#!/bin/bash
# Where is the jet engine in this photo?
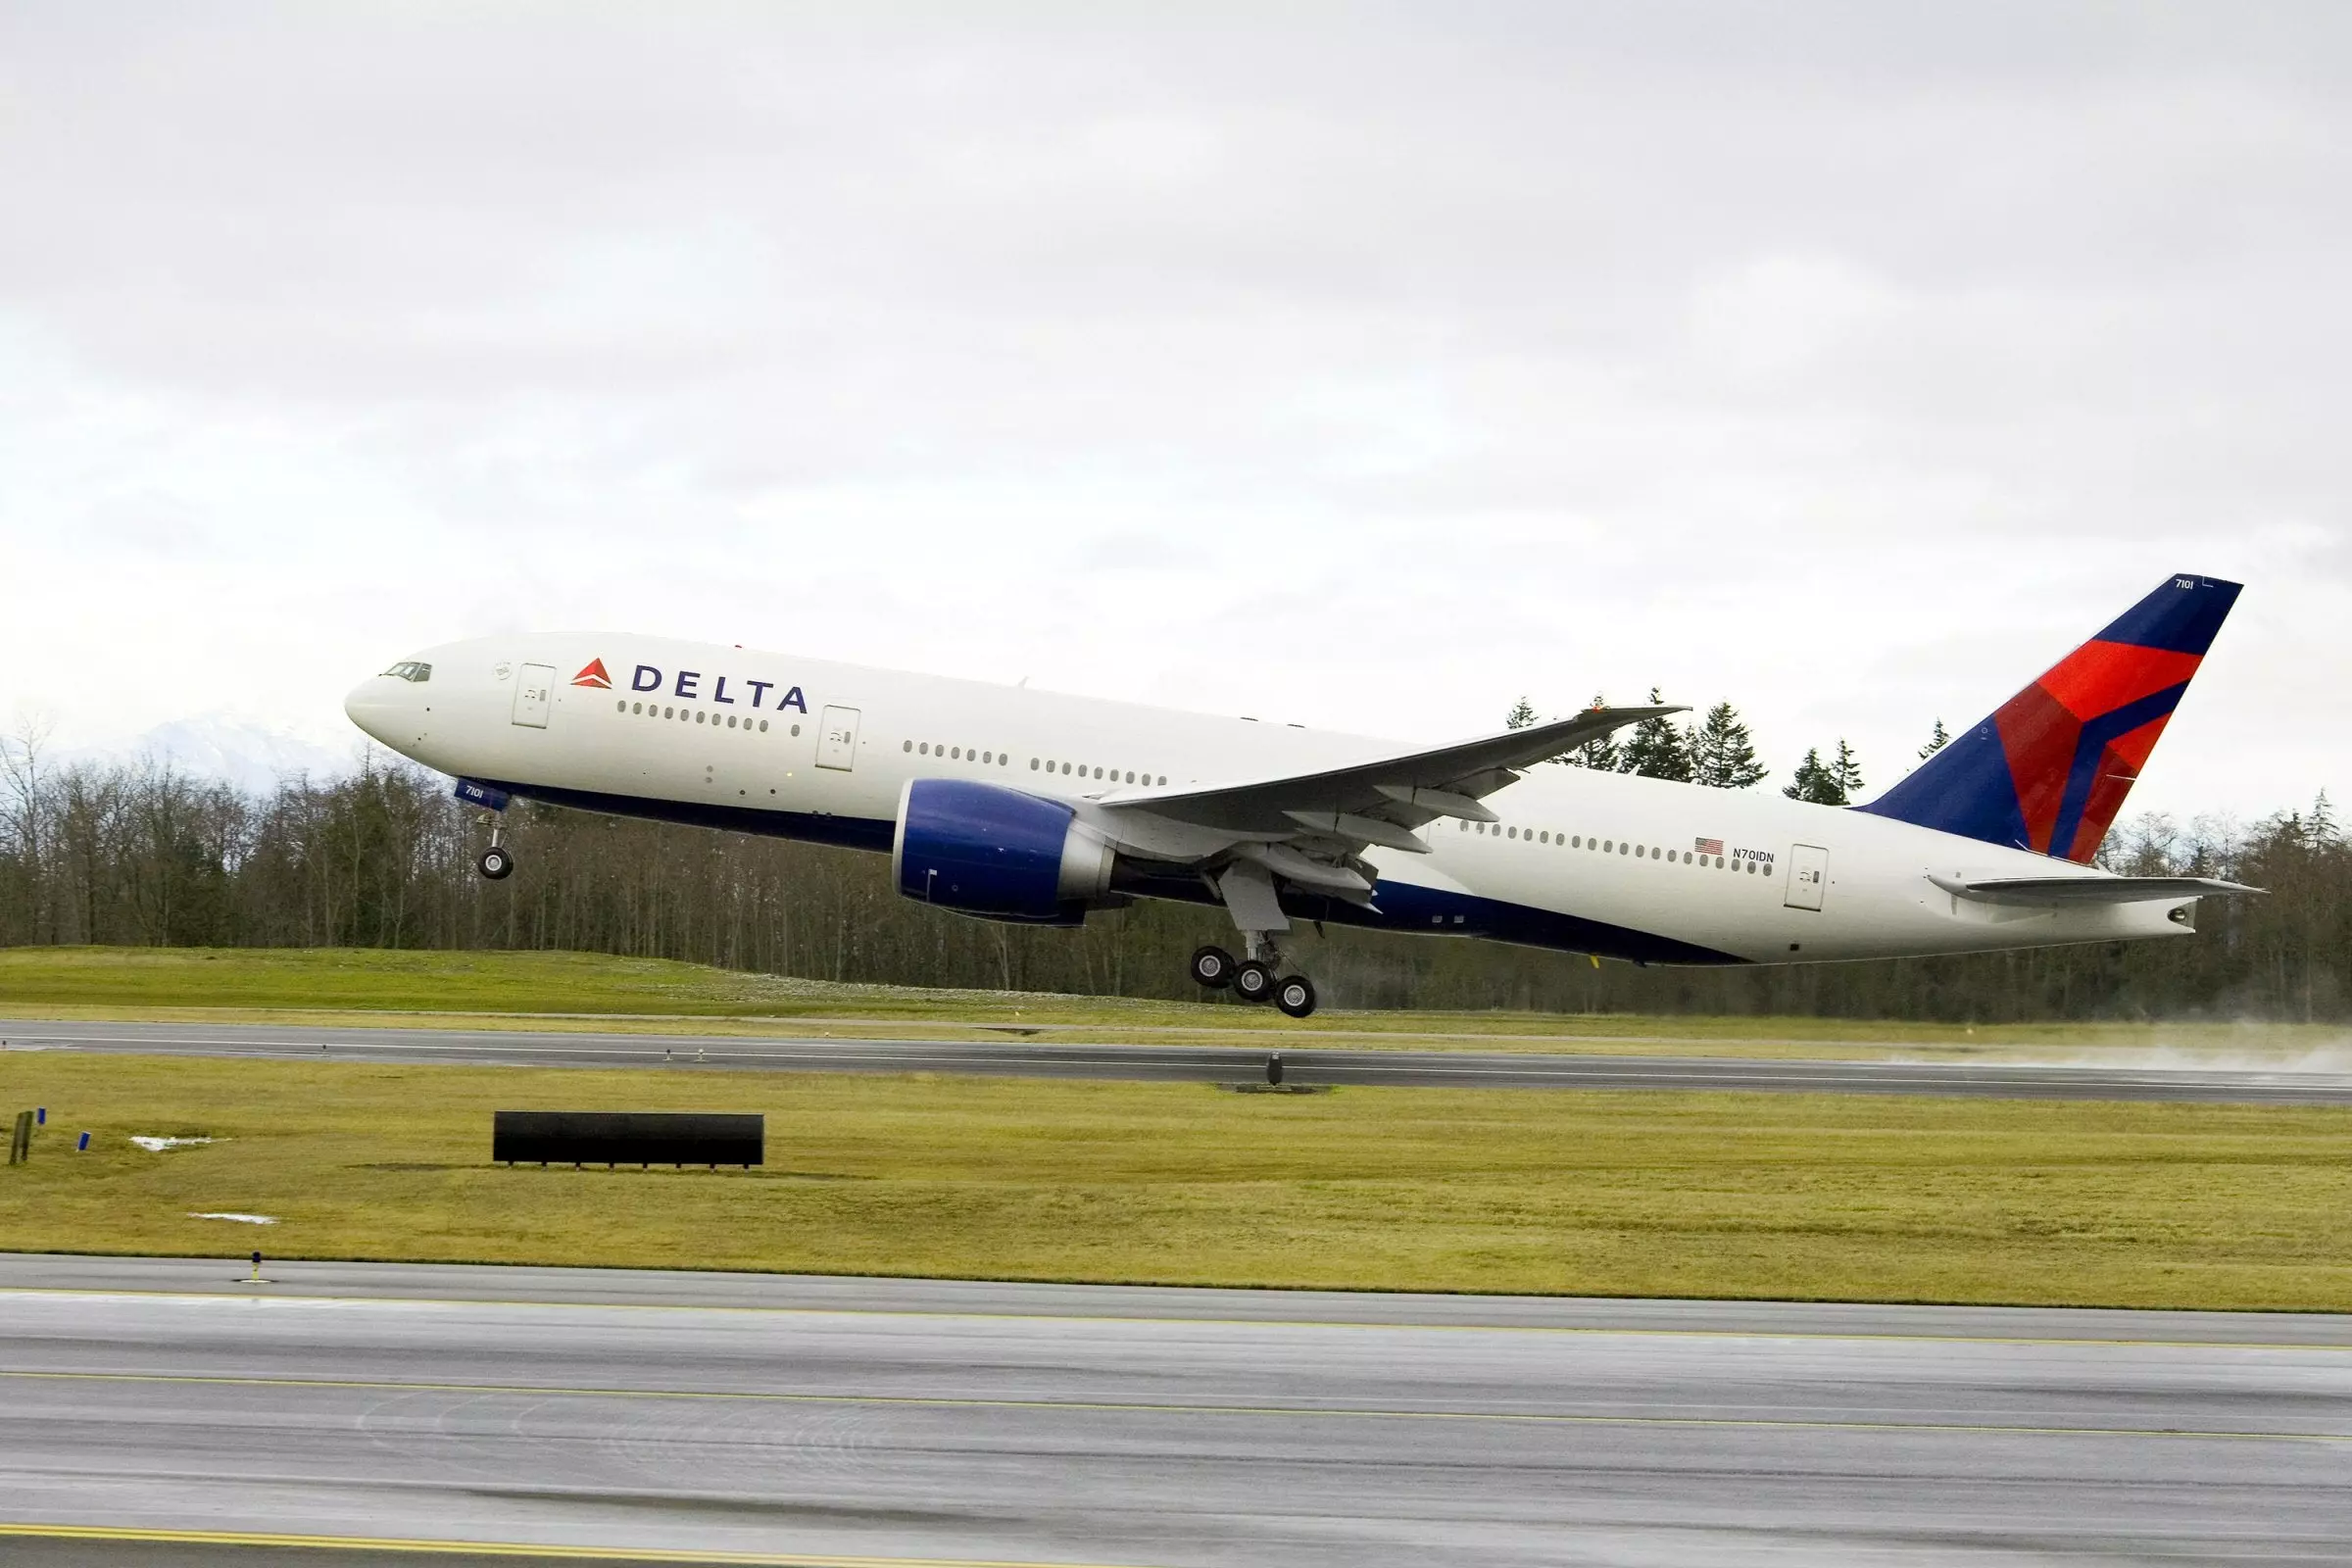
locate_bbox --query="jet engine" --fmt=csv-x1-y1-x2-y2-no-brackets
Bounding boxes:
891,778,1116,925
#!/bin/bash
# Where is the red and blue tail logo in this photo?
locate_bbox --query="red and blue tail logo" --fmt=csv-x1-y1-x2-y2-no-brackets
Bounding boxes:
1860,574,2239,863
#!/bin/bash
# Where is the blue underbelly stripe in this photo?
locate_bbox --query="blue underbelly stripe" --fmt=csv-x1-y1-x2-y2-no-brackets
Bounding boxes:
476,779,1746,966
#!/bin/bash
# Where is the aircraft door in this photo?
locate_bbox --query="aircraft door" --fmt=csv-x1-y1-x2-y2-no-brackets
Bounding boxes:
1784,843,1828,911
815,706,860,771
512,663,556,729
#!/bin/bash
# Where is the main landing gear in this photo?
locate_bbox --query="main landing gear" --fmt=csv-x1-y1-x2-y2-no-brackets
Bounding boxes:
1190,941,1318,1018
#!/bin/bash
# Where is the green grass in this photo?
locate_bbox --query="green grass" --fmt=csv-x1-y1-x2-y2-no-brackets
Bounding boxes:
4,1052,2351,1310
2,947,2342,1061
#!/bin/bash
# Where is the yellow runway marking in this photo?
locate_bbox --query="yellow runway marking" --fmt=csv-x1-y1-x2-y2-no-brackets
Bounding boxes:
1,1366,2339,1445
0,1523,1143,1567
2,1285,2347,1355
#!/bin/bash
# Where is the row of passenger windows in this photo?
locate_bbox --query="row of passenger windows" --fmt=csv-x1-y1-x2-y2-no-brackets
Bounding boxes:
1461,818,1771,874
900,739,1167,787
615,699,799,736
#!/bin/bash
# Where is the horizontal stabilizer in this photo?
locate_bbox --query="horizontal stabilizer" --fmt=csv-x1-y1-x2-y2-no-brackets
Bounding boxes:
1927,873,2261,906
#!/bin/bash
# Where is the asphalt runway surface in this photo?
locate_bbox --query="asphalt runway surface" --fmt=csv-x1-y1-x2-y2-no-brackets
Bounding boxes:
1,1254,2348,1567
6,1016,2352,1104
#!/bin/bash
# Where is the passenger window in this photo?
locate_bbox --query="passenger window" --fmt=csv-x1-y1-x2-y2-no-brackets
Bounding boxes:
1571,835,1580,848
1602,840,1611,852
790,724,800,736
663,706,674,719
759,720,770,732
905,740,912,753
1031,758,1040,769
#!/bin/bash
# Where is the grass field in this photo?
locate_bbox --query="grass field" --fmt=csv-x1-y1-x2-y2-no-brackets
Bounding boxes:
4,1051,2351,1310
2,947,2342,1062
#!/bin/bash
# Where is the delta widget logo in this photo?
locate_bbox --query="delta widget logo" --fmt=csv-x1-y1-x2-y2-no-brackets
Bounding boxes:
571,659,613,690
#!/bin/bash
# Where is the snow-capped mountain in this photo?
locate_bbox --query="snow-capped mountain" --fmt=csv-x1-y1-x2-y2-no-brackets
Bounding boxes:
63,715,358,796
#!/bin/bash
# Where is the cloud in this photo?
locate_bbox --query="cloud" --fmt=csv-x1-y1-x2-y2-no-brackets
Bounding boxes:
0,4,2346,817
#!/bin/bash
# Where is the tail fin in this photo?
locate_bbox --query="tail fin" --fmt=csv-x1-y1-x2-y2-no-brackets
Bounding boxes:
1859,574,2240,863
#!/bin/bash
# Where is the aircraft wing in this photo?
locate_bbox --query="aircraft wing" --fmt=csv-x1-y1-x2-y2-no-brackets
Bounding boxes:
1927,873,2263,906
1096,706,1681,853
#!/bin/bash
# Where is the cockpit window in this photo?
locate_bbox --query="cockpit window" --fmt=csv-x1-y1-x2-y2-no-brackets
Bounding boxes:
379,661,432,683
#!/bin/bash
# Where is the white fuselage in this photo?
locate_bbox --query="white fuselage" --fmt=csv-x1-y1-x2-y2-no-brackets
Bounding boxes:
345,633,2195,966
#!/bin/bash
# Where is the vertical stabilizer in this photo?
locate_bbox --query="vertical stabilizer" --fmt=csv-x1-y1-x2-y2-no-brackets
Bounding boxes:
1859,574,2239,863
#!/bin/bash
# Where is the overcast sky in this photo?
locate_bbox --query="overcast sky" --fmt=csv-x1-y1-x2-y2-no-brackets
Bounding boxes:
2,4,2345,821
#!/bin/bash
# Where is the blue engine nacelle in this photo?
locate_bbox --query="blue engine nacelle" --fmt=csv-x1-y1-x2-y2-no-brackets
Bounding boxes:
891,778,1117,925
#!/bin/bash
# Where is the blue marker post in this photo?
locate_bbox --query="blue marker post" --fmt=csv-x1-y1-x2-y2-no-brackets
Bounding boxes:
75,1132,90,1152
35,1108,44,1126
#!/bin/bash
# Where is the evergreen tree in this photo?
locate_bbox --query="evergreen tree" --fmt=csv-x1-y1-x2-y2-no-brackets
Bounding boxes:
1919,718,1951,760
1784,749,1829,804
1504,697,1539,731
1689,701,1768,789
1556,693,1623,771
1617,687,1693,781
1783,739,1866,806
1831,737,1867,802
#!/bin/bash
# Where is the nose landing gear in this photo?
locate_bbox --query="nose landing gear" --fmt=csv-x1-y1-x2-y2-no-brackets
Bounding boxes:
475,812,514,881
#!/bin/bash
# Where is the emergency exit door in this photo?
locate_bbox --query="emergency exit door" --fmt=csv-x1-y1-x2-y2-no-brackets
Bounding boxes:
512,663,556,728
1784,843,1828,911
815,706,860,770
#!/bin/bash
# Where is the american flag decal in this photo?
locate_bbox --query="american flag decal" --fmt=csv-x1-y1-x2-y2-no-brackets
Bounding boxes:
1694,837,1724,856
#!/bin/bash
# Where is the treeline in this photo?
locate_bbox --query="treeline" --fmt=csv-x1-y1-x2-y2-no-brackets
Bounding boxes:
1,728,2346,1021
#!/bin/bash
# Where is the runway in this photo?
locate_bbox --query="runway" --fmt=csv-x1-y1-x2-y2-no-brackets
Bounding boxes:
7,1016,2352,1103
1,1254,2347,1566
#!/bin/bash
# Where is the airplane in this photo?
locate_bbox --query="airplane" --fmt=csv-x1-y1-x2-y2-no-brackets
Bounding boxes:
345,573,2255,1018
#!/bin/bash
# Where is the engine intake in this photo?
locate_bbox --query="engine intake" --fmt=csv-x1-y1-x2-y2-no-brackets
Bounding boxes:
892,778,1115,924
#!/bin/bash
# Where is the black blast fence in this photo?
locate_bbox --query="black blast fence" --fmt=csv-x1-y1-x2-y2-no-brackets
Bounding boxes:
494,1110,763,1168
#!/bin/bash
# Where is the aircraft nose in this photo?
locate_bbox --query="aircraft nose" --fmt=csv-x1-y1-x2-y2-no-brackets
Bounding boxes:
344,676,401,742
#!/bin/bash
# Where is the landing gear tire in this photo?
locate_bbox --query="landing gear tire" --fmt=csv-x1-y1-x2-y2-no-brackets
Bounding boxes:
1233,959,1276,1004
1190,945,1236,990
1273,974,1317,1019
477,846,515,881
